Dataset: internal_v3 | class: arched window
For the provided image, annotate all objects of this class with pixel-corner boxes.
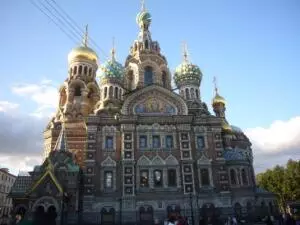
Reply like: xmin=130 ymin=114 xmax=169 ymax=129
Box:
xmin=195 ymin=89 xmax=199 ymax=99
xmin=79 ymin=65 xmax=82 ymax=74
xmin=200 ymin=168 xmax=210 ymax=186
xmin=145 ymin=40 xmax=149 ymax=49
xmin=230 ymin=169 xmax=237 ymax=185
xmin=185 ymin=88 xmax=190 ymax=100
xmin=144 ymin=66 xmax=153 ymax=86
xmin=74 ymin=86 xmax=81 ymax=97
xmin=241 ymin=168 xmax=248 ymax=185
xmin=153 ymin=170 xmax=163 ymax=187
xmin=128 ymin=71 xmax=134 ymax=90
xmin=191 ymin=88 xmax=195 ymax=98
xmin=88 ymin=68 xmax=92 ymax=76
xmin=74 ymin=66 xmax=77 ymax=75
xmin=114 ymin=87 xmax=118 ymax=99
xmin=109 ymin=86 xmax=113 ymax=98
xmin=104 ymin=87 xmax=108 ymax=99
xmin=84 ymin=66 xmax=88 ymax=75
xmin=162 ymin=71 xmax=167 ymax=88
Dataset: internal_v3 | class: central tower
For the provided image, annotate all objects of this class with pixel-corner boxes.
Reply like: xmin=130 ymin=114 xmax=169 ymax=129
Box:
xmin=124 ymin=2 xmax=172 ymax=91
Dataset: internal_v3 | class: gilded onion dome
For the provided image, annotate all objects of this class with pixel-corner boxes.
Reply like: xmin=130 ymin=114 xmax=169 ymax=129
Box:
xmin=212 ymin=93 xmax=226 ymax=105
xmin=222 ymin=120 xmax=233 ymax=133
xmin=68 ymin=25 xmax=98 ymax=64
xmin=99 ymin=48 xmax=124 ymax=83
xmin=174 ymin=44 xmax=202 ymax=87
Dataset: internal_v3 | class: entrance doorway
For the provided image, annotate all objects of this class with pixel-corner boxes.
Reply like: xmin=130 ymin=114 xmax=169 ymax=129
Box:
xmin=101 ymin=208 xmax=115 ymax=225
xmin=139 ymin=206 xmax=153 ymax=225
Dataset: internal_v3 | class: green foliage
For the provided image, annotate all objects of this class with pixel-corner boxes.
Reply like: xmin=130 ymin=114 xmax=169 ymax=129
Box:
xmin=256 ymin=159 xmax=300 ymax=211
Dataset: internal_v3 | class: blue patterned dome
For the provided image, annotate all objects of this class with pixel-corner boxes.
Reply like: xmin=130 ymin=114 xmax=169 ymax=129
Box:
xmin=99 ymin=48 xmax=124 ymax=82
xmin=174 ymin=61 xmax=203 ymax=87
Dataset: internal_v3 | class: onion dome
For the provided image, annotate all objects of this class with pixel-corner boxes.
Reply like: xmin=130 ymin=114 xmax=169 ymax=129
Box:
xmin=99 ymin=48 xmax=124 ymax=83
xmin=136 ymin=2 xmax=152 ymax=28
xmin=212 ymin=93 xmax=226 ymax=105
xmin=174 ymin=44 xmax=202 ymax=87
xmin=222 ymin=120 xmax=232 ymax=133
xmin=231 ymin=125 xmax=243 ymax=133
xmin=68 ymin=25 xmax=98 ymax=64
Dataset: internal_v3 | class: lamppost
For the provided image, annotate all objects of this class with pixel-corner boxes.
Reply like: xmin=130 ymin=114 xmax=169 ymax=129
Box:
xmin=189 ymin=193 xmax=195 ymax=225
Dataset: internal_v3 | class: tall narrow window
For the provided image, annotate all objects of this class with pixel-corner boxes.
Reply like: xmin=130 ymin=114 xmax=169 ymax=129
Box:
xmin=79 ymin=65 xmax=82 ymax=74
xmin=200 ymin=168 xmax=210 ymax=186
xmin=197 ymin=136 xmax=205 ymax=150
xmin=145 ymin=40 xmax=149 ymax=49
xmin=168 ymin=169 xmax=176 ymax=186
xmin=153 ymin=170 xmax=163 ymax=187
xmin=104 ymin=87 xmax=108 ymax=99
xmin=84 ymin=66 xmax=88 ymax=75
xmin=109 ymin=86 xmax=113 ymax=98
xmin=165 ymin=135 xmax=173 ymax=148
xmin=74 ymin=66 xmax=77 ymax=75
xmin=241 ymin=168 xmax=248 ymax=185
xmin=128 ymin=71 xmax=134 ymax=90
xmin=105 ymin=136 xmax=113 ymax=149
xmin=88 ymin=68 xmax=92 ymax=76
xmin=191 ymin=88 xmax=195 ymax=98
xmin=139 ymin=135 xmax=147 ymax=149
xmin=144 ymin=66 xmax=153 ymax=85
xmin=162 ymin=71 xmax=167 ymax=88
xmin=195 ymin=89 xmax=199 ymax=99
xmin=105 ymin=171 xmax=113 ymax=188
xmin=152 ymin=135 xmax=161 ymax=148
xmin=140 ymin=170 xmax=149 ymax=187
xmin=74 ymin=86 xmax=81 ymax=96
xmin=230 ymin=169 xmax=237 ymax=185
xmin=185 ymin=88 xmax=190 ymax=99
xmin=114 ymin=87 xmax=118 ymax=99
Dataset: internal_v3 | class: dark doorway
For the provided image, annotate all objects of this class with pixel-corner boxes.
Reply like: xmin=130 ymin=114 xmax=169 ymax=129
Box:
xmin=139 ymin=206 xmax=153 ymax=225
xmin=101 ymin=208 xmax=115 ymax=225
xmin=167 ymin=205 xmax=181 ymax=219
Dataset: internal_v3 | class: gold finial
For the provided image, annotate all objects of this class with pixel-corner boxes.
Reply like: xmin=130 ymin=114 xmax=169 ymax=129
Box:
xmin=141 ymin=0 xmax=146 ymax=11
xmin=111 ymin=37 xmax=116 ymax=61
xmin=213 ymin=76 xmax=219 ymax=95
xmin=83 ymin=24 xmax=88 ymax=47
xmin=182 ymin=42 xmax=189 ymax=62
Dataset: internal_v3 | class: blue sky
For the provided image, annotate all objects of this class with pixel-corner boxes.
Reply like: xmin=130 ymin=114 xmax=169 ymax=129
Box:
xmin=1 ymin=0 xmax=300 ymax=173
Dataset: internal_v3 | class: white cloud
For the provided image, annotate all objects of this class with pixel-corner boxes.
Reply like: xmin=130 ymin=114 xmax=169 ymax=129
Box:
xmin=11 ymin=79 xmax=59 ymax=118
xmin=245 ymin=116 xmax=300 ymax=173
xmin=0 ymin=101 xmax=19 ymax=112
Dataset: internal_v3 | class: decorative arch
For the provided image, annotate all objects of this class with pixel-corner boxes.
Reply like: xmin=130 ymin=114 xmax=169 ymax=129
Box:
xmin=137 ymin=155 xmax=151 ymax=166
xmin=165 ymin=155 xmax=179 ymax=165
xmin=152 ymin=155 xmax=165 ymax=165
xmin=68 ymin=79 xmax=86 ymax=91
xmin=31 ymin=196 xmax=60 ymax=212
xmin=121 ymin=85 xmax=188 ymax=115
xmin=101 ymin=156 xmax=116 ymax=167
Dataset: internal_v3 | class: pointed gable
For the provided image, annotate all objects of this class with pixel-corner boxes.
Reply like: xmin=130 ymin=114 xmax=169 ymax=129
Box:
xmin=152 ymin=155 xmax=165 ymax=165
xmin=53 ymin=126 xmax=68 ymax=152
xmin=101 ymin=156 xmax=116 ymax=167
xmin=197 ymin=154 xmax=212 ymax=165
xmin=137 ymin=155 xmax=151 ymax=166
xmin=165 ymin=155 xmax=179 ymax=165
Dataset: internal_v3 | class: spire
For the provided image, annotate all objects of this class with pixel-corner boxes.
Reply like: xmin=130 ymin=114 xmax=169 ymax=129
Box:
xmin=182 ymin=42 xmax=189 ymax=62
xmin=53 ymin=124 xmax=68 ymax=152
xmin=213 ymin=76 xmax=219 ymax=95
xmin=141 ymin=0 xmax=146 ymax=11
xmin=82 ymin=24 xmax=89 ymax=47
xmin=110 ymin=37 xmax=116 ymax=61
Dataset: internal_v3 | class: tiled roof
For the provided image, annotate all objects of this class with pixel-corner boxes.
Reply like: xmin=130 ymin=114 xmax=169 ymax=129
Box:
xmin=11 ymin=175 xmax=32 ymax=194
xmin=223 ymin=148 xmax=248 ymax=161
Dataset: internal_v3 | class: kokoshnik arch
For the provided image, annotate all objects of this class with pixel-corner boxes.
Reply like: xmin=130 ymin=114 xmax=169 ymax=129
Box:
xmin=10 ymin=2 xmax=277 ymax=225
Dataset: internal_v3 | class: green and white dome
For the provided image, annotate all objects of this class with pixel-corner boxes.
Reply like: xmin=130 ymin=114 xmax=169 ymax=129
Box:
xmin=136 ymin=10 xmax=152 ymax=27
xmin=99 ymin=49 xmax=124 ymax=83
xmin=174 ymin=61 xmax=202 ymax=87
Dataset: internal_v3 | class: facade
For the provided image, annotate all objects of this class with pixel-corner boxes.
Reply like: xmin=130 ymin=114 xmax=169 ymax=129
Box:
xmin=11 ymin=4 xmax=277 ymax=225
xmin=0 ymin=168 xmax=16 ymax=218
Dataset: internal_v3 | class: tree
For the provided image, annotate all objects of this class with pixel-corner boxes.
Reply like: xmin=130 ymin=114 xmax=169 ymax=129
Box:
xmin=256 ymin=159 xmax=300 ymax=212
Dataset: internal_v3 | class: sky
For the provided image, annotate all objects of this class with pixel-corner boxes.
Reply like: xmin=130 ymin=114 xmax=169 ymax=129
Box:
xmin=0 ymin=0 xmax=300 ymax=175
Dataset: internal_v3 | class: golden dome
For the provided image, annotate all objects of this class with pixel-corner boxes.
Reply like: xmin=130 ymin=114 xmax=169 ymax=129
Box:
xmin=222 ymin=120 xmax=232 ymax=132
xmin=68 ymin=45 xmax=98 ymax=63
xmin=212 ymin=93 xmax=226 ymax=105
